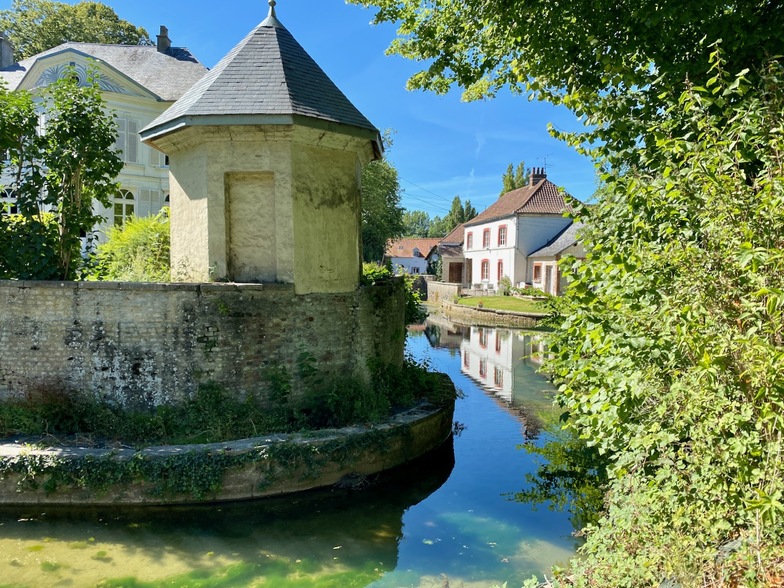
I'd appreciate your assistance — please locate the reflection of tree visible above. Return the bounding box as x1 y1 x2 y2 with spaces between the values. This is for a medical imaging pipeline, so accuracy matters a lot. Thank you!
512 427 609 532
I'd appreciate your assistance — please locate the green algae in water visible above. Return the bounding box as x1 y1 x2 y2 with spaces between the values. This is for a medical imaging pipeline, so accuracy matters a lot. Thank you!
95 561 382 588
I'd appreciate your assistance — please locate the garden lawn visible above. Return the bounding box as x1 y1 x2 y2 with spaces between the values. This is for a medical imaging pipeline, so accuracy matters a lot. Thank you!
456 296 546 313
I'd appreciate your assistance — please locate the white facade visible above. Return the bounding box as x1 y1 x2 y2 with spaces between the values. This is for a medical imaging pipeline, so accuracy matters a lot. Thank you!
0 40 207 238
459 326 548 403
463 214 572 290
388 255 429 275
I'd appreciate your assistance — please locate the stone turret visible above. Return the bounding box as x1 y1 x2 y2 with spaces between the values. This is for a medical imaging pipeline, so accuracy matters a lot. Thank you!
141 2 381 294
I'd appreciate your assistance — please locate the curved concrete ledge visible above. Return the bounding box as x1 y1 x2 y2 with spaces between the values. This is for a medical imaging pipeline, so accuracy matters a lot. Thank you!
440 300 547 328
0 401 455 506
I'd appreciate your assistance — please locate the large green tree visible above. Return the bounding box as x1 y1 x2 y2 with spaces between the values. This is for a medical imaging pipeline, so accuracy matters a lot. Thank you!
351 0 784 584
401 209 430 238
361 156 404 262
0 0 151 60
1 71 122 279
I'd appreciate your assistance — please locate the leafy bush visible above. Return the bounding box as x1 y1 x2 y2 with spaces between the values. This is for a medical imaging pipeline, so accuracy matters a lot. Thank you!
361 262 427 324
93 209 170 282
540 55 784 586
0 212 61 280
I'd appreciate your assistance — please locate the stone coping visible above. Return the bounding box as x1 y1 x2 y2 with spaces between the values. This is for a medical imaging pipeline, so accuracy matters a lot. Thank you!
0 401 455 506
0 279 296 293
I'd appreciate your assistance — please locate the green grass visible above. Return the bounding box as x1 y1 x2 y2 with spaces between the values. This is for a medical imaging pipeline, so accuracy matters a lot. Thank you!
456 296 547 313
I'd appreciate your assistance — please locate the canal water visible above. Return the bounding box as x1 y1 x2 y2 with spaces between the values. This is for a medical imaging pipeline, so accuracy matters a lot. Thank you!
0 319 577 588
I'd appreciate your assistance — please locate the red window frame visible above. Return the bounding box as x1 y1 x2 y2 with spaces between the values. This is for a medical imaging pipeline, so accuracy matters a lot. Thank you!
497 260 504 282
533 263 542 282
494 366 504 387
498 225 507 246
463 351 470 368
466 232 473 250
481 259 489 280
479 328 488 348
495 332 502 354
479 359 487 379
482 228 491 248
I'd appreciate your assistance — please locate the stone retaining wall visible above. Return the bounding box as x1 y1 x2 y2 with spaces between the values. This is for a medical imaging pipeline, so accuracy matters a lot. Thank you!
440 300 545 328
0 400 454 505
427 281 461 304
0 279 406 409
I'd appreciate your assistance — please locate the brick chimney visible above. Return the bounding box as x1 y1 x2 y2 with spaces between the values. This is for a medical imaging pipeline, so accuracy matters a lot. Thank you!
156 26 171 54
529 166 547 186
0 33 14 68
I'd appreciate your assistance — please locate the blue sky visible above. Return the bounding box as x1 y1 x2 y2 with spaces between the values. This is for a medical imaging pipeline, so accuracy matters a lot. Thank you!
1 0 598 217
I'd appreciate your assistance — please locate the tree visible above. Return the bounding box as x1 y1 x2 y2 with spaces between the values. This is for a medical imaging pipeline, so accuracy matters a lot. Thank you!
0 0 151 60
351 0 784 583
361 158 404 262
349 0 784 169
401 209 430 237
500 161 529 196
1 70 122 279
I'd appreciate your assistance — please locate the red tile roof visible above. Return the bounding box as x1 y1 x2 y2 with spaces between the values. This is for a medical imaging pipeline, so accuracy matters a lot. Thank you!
384 238 441 259
464 178 571 227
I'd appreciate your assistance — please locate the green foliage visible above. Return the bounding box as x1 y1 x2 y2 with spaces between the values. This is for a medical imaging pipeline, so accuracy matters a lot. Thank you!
0 0 151 60
0 212 60 279
361 156 404 262
361 262 427 324
1 69 122 279
353 1 784 583
538 58 784 586
93 209 170 282
500 161 530 196
401 209 431 237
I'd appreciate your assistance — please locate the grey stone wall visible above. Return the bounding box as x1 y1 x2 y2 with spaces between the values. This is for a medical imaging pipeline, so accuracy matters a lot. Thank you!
0 279 406 409
427 281 461 304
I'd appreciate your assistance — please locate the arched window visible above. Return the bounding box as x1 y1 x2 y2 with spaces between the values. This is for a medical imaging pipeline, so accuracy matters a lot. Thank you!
113 189 135 226
1 189 17 215
482 228 491 248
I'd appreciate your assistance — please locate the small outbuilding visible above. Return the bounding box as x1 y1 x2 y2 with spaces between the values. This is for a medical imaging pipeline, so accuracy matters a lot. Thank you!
141 2 381 294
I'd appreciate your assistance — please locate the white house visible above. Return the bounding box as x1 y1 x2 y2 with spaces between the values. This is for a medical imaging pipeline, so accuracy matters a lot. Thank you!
460 168 581 294
528 221 585 295
384 238 440 275
0 28 208 234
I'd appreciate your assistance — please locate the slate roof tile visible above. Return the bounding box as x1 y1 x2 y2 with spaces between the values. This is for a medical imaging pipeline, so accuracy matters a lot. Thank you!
143 13 376 136
0 43 207 101
529 222 584 257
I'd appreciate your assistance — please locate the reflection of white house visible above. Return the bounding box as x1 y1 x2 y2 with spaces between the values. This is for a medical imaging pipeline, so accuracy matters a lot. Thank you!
384 238 440 275
460 326 547 403
437 168 584 295
0 28 208 234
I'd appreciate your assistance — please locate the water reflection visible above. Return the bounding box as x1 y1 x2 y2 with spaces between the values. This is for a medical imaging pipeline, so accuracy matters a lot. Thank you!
0 320 578 588
424 315 556 437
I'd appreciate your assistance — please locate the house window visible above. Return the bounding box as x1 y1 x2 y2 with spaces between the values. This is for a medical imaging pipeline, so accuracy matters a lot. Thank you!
115 117 139 163
482 228 491 248
533 263 542 282
113 189 135 226
498 225 507 246
497 261 504 282
479 328 488 348
466 232 473 250
495 333 502 354
1 189 17 215
479 359 487 379
463 351 470 368
481 259 489 281
494 367 503 387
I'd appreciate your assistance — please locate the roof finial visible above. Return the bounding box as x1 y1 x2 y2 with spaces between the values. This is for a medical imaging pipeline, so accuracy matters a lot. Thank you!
268 0 277 18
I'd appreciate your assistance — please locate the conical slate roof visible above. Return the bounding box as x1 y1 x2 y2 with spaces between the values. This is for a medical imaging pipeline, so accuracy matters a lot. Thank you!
141 7 378 140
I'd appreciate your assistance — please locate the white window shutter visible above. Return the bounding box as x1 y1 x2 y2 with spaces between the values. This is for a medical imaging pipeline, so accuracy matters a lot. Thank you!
127 120 139 163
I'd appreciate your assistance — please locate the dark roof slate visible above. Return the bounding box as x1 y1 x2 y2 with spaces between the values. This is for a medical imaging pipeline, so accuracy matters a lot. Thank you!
529 222 584 257
142 14 377 136
464 179 570 227
0 43 207 101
